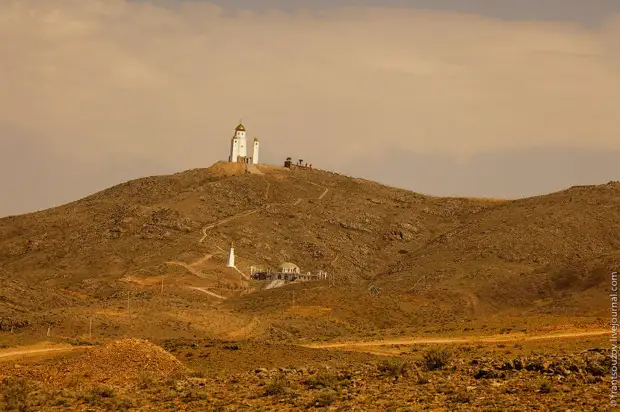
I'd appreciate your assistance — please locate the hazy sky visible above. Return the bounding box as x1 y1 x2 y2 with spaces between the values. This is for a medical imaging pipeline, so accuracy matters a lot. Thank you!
1 0 619 216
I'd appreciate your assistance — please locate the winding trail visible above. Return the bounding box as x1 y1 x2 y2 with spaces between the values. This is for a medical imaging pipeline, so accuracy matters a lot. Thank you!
199 209 261 243
190 254 214 267
171 177 335 293
198 178 329 244
303 330 608 350
226 316 261 340
459 290 480 314
230 265 250 280
329 253 341 265
188 286 226 300
264 180 271 200
165 261 207 279
308 181 329 200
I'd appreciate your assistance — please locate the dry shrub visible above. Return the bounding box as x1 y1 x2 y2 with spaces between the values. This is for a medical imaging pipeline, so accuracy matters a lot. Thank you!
423 347 451 371
538 380 552 394
2 377 29 412
304 372 339 390
309 390 338 408
137 372 155 389
263 375 289 397
451 390 472 404
378 359 409 379
416 373 430 385
82 385 116 405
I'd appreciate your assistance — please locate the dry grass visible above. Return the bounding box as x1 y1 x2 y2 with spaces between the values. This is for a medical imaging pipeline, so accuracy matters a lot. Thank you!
1 377 29 411
423 347 452 371
0 163 617 346
0 336 610 410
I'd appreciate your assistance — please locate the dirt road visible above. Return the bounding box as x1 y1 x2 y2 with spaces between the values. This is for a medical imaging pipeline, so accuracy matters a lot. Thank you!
304 329 607 350
0 345 80 360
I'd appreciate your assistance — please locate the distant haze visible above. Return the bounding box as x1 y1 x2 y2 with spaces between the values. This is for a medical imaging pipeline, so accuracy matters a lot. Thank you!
0 0 618 216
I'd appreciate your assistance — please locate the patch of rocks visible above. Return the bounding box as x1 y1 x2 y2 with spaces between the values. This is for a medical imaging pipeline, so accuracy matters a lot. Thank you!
471 350 610 380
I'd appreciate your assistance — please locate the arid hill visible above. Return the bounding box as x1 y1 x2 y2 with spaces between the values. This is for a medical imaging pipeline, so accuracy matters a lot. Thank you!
0 162 616 342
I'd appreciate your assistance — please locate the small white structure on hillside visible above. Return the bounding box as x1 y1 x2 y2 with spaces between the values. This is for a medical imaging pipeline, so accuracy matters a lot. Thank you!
252 137 260 165
229 121 260 164
227 243 235 268
279 262 301 275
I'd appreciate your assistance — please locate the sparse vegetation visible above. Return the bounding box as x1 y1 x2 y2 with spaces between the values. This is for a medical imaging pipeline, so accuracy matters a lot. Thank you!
1 164 615 346
0 163 615 410
416 373 430 385
264 375 290 397
0 336 611 410
2 377 29 412
538 380 552 394
82 385 116 405
423 347 451 371
451 390 472 404
378 359 409 379
304 372 339 390
309 390 338 408
137 372 155 389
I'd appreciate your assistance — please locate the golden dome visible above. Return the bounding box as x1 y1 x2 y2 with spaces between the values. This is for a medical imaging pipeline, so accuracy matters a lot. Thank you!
235 123 245 132
254 137 259 142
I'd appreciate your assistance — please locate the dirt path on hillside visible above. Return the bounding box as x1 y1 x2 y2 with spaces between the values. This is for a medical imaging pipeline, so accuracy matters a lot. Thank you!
264 180 271 200
0 344 82 361
188 286 226 300
198 178 327 246
308 181 329 200
190 254 214 267
304 330 608 350
165 261 207 279
225 316 262 340
459 290 480 314
199 209 261 243
230 265 250 280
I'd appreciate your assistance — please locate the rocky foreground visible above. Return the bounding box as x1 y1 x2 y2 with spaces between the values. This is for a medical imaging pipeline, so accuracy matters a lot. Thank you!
0 339 611 411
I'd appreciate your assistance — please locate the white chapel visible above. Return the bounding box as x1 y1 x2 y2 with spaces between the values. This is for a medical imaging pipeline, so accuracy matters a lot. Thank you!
229 122 259 164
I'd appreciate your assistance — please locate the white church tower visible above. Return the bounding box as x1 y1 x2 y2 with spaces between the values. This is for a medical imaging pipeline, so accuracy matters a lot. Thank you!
227 243 235 268
229 122 248 162
252 137 260 164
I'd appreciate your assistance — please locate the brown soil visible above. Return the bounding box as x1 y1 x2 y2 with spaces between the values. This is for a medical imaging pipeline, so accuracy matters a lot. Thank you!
0 335 610 410
0 161 616 409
